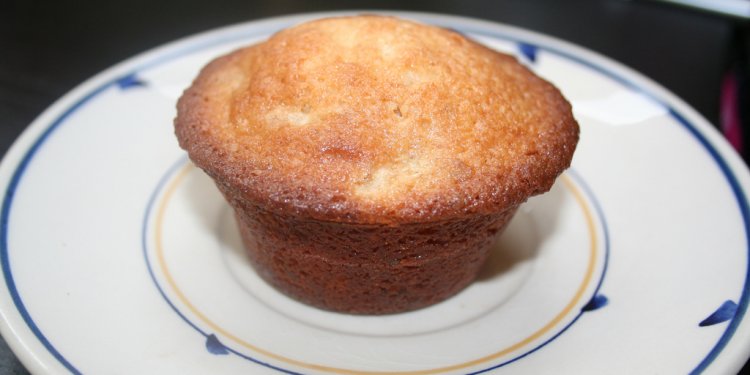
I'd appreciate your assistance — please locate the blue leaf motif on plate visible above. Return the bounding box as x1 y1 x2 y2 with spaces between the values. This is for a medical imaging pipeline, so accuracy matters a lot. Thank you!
699 300 738 327
518 42 537 63
205 333 229 355
116 73 146 90
582 294 608 312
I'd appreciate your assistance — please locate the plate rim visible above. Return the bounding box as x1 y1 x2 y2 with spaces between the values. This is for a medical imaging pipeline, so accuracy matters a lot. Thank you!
1 10 749 374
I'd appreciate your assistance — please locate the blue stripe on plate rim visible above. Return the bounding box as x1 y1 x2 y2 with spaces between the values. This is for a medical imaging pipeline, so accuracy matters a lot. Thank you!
0 11 746 374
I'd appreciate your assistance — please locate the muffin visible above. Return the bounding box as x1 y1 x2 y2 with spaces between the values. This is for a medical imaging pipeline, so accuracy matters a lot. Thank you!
174 15 578 314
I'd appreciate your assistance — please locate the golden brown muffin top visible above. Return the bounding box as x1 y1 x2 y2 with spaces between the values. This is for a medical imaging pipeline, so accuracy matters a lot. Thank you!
175 15 579 224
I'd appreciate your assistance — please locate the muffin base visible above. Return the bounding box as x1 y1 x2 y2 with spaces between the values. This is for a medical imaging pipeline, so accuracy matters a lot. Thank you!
232 202 518 315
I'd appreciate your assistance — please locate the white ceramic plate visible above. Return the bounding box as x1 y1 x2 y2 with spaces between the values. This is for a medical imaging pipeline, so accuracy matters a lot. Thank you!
1 11 749 375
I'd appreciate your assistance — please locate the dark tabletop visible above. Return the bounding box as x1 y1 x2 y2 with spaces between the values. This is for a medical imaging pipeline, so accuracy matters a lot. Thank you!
1 0 748 373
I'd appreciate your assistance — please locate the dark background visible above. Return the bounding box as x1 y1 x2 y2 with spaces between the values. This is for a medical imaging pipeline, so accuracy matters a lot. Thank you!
1 0 748 373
